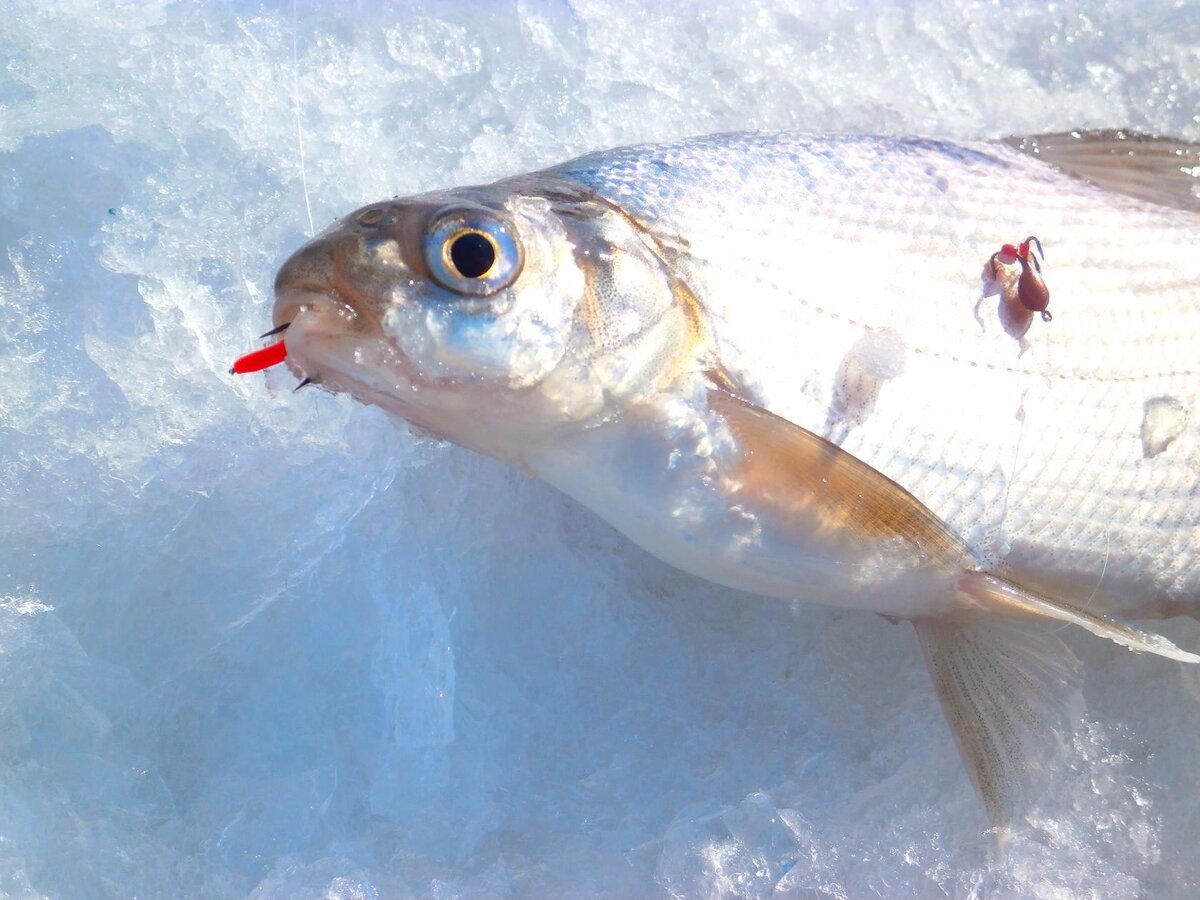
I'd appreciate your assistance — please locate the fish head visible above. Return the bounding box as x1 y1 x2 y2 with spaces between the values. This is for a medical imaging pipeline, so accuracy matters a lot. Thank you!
273 179 697 463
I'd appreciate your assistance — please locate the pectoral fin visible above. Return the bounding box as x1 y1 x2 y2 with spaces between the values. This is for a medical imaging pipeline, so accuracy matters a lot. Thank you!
708 388 965 567
1003 130 1200 213
914 617 1084 849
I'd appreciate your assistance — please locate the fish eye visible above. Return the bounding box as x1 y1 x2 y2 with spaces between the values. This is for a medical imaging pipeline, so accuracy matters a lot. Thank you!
424 206 522 297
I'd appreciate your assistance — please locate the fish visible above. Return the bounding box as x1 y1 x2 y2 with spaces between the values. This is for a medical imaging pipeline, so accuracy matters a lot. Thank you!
247 130 1200 845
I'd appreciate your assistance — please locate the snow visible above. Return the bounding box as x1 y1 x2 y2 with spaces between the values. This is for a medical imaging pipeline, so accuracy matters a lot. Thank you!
2 1 1199 896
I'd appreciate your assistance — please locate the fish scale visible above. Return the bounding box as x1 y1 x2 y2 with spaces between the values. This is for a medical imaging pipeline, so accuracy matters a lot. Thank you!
548 132 1200 612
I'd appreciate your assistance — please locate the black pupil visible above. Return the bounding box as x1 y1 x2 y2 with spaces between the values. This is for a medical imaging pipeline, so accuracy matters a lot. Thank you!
450 232 495 279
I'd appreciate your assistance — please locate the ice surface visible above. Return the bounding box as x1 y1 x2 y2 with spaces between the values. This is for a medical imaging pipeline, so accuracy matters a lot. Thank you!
1 1 1199 896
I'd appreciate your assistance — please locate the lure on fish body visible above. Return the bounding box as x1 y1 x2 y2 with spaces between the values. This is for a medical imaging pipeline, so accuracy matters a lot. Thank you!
236 129 1200 846
991 235 1051 321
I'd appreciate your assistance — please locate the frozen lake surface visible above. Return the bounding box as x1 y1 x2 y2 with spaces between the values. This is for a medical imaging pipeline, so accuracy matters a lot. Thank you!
2 1 1198 896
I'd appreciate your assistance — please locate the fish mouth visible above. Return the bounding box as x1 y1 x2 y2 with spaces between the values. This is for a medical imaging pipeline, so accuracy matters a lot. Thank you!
265 226 434 399
272 284 398 391
228 288 344 379
270 282 453 426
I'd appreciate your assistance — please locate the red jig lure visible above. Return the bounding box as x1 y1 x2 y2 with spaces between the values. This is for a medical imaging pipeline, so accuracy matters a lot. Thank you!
991 236 1051 322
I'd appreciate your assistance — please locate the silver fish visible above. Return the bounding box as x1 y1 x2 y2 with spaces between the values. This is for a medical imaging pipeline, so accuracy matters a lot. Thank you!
260 130 1200 844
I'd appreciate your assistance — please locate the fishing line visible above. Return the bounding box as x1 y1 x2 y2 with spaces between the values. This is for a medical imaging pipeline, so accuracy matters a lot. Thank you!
292 0 314 238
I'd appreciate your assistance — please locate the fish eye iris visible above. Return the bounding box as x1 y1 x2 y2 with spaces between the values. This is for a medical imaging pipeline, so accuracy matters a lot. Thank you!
424 206 522 297
449 231 496 279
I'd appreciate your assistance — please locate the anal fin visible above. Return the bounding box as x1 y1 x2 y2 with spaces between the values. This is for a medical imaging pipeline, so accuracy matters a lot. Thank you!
914 617 1085 849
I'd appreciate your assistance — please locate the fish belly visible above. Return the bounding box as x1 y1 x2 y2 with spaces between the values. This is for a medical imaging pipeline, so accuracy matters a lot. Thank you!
552 133 1200 616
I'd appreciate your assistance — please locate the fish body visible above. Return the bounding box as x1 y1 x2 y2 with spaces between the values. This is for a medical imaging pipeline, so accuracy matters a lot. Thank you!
266 131 1200 839
537 133 1200 618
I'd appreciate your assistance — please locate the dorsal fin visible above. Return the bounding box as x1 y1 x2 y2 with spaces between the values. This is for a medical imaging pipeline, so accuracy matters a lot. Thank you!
1001 130 1200 212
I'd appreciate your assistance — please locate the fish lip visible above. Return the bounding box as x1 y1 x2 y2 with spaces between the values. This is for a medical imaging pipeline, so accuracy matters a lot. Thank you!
272 281 446 403
271 281 351 333
272 282 382 387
